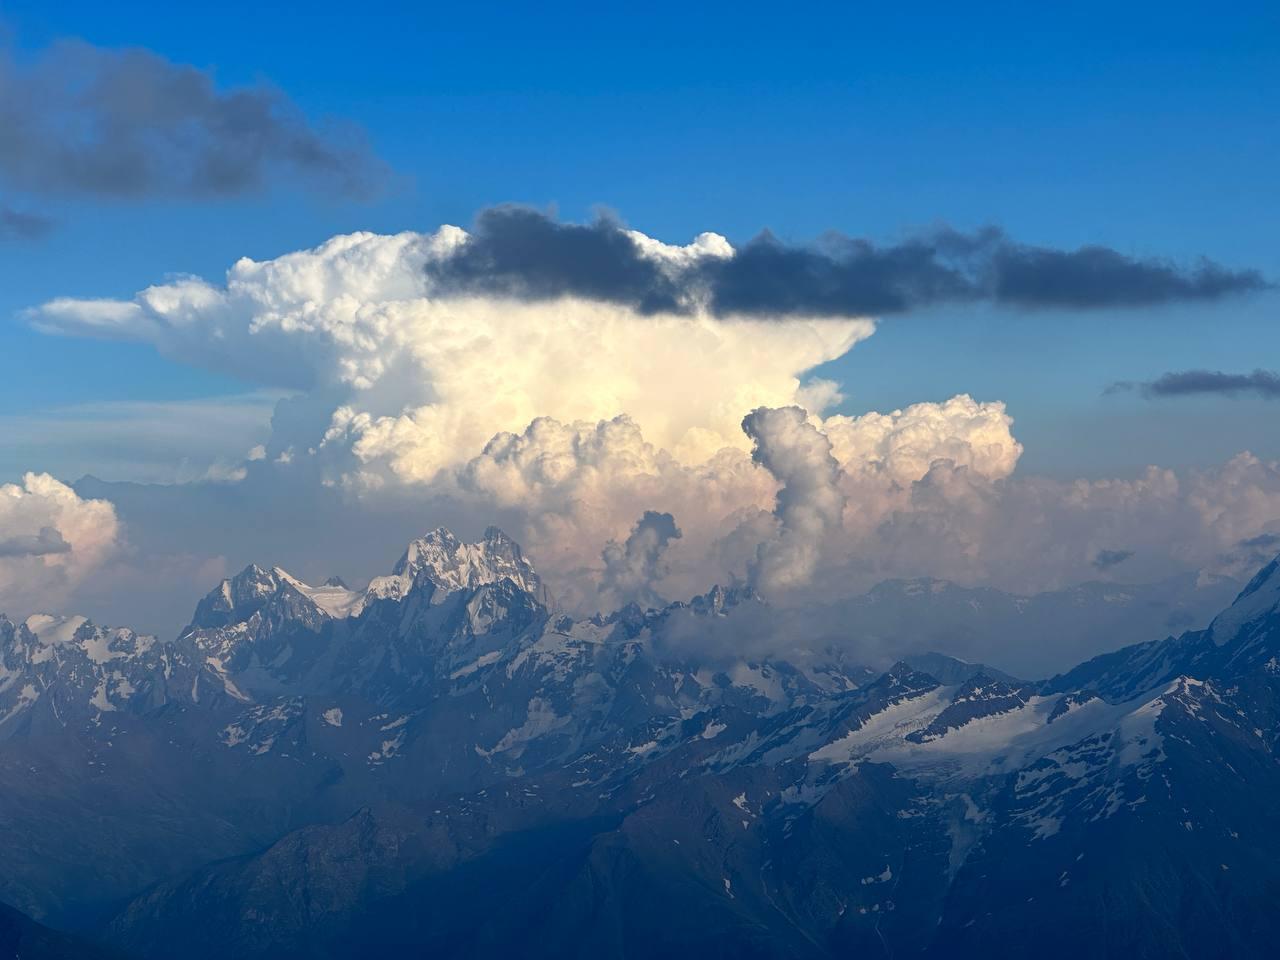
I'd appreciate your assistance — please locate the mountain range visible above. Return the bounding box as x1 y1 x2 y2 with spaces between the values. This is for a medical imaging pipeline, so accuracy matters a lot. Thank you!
2 526 1278 958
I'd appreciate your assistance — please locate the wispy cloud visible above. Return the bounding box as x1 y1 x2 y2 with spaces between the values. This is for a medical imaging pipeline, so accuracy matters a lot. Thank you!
1239 532 1280 550
0 393 281 484
0 203 53 240
0 34 387 234
1108 369 1280 400
1091 548 1134 571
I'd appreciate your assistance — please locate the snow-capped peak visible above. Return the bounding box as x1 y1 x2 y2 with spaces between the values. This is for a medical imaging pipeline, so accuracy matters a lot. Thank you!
270 567 363 619
191 562 354 630
17 614 157 662
365 526 547 605
1208 554 1280 646
23 613 89 646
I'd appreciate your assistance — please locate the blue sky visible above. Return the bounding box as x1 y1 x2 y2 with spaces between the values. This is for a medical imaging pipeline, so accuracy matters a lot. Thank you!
2 0 1278 479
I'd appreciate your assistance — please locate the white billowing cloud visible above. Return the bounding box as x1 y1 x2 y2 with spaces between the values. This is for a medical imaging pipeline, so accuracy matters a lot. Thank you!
30 231 459 391
324 299 869 484
0 474 121 614
741 407 846 593
623 228 735 268
600 511 683 609
822 393 1022 485
460 415 665 510
30 229 875 485
1186 452 1280 551
445 396 1028 602
373 392 1280 613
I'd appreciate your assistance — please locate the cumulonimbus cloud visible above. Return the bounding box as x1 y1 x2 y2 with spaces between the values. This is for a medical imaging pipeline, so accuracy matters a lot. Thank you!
0 36 385 208
20 221 1280 630
29 227 873 483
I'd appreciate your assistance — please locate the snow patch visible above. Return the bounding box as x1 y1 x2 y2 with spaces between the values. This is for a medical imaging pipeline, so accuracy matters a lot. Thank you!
24 614 87 647
368 729 406 765
475 697 569 760
861 866 893 885
449 650 501 680
273 568 363 618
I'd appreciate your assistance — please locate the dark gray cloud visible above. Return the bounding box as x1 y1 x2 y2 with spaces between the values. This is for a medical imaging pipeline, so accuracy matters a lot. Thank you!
1108 369 1280 400
0 526 71 558
0 204 53 240
704 228 979 316
698 228 1268 314
426 207 1268 317
1092 548 1134 571
0 38 384 206
988 246 1266 308
425 206 684 312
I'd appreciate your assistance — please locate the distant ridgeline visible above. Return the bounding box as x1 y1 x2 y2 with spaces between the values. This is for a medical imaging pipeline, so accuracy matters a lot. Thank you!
2 528 1280 959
